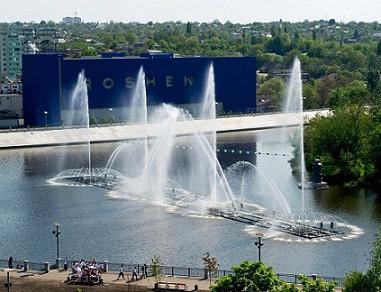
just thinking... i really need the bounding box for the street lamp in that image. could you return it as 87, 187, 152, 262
109, 108, 113, 124
43, 111, 48, 129
254, 232, 264, 262
52, 223, 61, 263
3, 268, 12, 292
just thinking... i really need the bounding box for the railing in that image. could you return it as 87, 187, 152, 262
277, 273, 344, 287
0, 258, 343, 286
0, 108, 328, 134
28, 261, 46, 272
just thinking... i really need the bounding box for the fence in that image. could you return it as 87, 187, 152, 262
0, 108, 327, 133
0, 258, 344, 287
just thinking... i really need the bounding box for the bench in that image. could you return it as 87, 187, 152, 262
155, 281, 187, 291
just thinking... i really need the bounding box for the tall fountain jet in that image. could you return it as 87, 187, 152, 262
199, 63, 217, 204
283, 58, 306, 214
106, 66, 148, 182
69, 71, 92, 180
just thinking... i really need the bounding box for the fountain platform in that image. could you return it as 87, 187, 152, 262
50, 167, 351, 240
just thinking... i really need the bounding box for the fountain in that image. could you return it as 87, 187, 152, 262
57, 71, 92, 181
282, 58, 306, 213
50, 63, 362, 241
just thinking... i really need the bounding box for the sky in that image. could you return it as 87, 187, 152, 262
2, 0, 381, 23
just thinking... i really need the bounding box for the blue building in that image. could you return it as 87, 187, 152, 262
22, 53, 256, 126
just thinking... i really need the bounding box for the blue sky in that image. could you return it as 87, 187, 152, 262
3, 0, 381, 23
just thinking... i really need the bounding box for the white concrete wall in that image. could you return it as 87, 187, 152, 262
0, 110, 329, 149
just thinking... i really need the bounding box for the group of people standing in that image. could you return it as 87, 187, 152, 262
117, 263, 149, 281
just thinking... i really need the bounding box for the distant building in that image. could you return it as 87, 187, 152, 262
269, 69, 311, 82
372, 33, 381, 41
62, 17, 81, 25
0, 28, 23, 80
22, 53, 257, 126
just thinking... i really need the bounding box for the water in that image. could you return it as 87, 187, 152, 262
200, 63, 217, 204
65, 71, 91, 179
0, 128, 380, 277
282, 58, 306, 214
103, 64, 235, 211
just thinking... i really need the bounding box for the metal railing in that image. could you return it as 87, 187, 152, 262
0, 108, 328, 134
0, 258, 343, 286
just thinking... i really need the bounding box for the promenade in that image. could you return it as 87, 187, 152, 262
0, 110, 328, 149
0, 269, 212, 291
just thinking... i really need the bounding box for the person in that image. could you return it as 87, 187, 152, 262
117, 264, 125, 280
143, 263, 148, 278
8, 256, 13, 269
63, 257, 68, 272
132, 266, 138, 281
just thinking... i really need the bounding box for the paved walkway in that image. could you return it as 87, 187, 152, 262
0, 110, 328, 149
0, 269, 213, 291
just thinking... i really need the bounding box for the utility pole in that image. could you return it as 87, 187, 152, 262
255, 233, 264, 262
52, 223, 61, 261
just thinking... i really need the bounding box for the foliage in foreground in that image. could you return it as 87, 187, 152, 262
343, 236, 381, 291
210, 261, 335, 292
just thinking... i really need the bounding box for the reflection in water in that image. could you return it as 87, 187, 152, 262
0, 128, 380, 277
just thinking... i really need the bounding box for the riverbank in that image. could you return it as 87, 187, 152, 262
0, 110, 328, 149
0, 269, 211, 291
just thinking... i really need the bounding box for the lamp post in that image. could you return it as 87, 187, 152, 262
3, 268, 12, 292
43, 111, 48, 129
52, 223, 61, 264
254, 232, 264, 262
109, 108, 113, 124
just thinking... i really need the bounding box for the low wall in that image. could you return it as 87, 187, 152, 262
0, 110, 329, 149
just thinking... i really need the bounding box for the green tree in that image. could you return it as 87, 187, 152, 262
266, 32, 292, 55
316, 75, 336, 106
299, 275, 336, 292
344, 271, 373, 292
304, 105, 375, 185
211, 261, 297, 292
312, 30, 317, 41
257, 77, 285, 110
344, 236, 381, 291
303, 81, 319, 109
186, 22, 192, 35
329, 80, 369, 108
377, 40, 381, 56
151, 255, 163, 283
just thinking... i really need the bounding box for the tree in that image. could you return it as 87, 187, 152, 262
151, 255, 163, 283
344, 271, 373, 292
328, 19, 336, 26
257, 77, 285, 110
344, 236, 381, 291
367, 54, 381, 91
316, 75, 336, 106
299, 275, 336, 292
329, 80, 369, 108
186, 22, 192, 35
266, 32, 292, 55
211, 261, 297, 292
312, 30, 317, 41
202, 252, 218, 286
303, 81, 319, 109
304, 105, 375, 185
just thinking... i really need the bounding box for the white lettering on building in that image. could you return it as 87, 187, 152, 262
166, 76, 174, 87
146, 77, 156, 88
86, 78, 92, 90
184, 76, 193, 87
103, 78, 114, 89
125, 77, 135, 88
